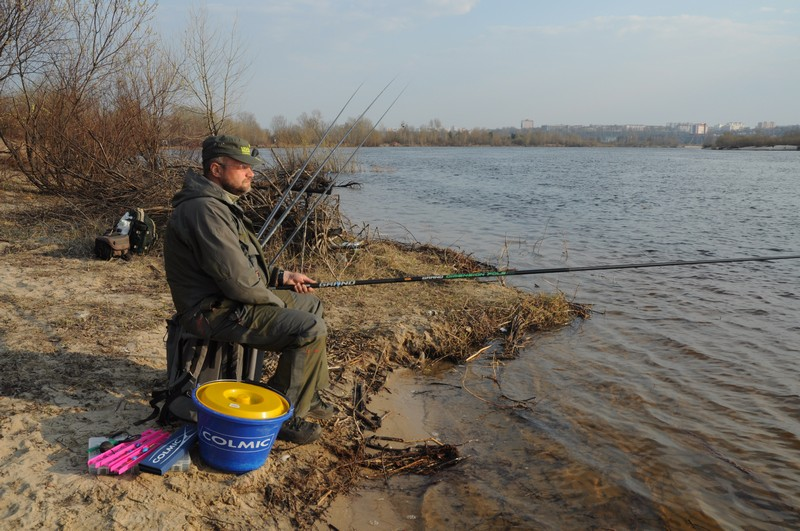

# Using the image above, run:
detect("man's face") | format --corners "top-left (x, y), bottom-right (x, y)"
top-left (209, 157), bottom-right (254, 195)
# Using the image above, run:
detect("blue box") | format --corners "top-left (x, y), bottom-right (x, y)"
top-left (138, 425), bottom-right (197, 475)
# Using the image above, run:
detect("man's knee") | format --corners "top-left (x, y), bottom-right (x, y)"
top-left (296, 314), bottom-right (327, 345)
top-left (299, 294), bottom-right (324, 319)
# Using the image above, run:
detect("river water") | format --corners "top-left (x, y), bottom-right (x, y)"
top-left (327, 147), bottom-right (800, 530)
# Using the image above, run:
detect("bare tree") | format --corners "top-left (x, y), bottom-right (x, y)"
top-left (0, 0), bottom-right (63, 91)
top-left (231, 111), bottom-right (269, 146)
top-left (296, 110), bottom-right (326, 145)
top-left (180, 4), bottom-right (248, 136)
top-left (0, 0), bottom-right (185, 214)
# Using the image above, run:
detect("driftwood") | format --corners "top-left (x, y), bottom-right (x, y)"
top-left (361, 435), bottom-right (465, 478)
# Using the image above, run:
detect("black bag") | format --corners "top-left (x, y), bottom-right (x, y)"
top-left (129, 208), bottom-right (157, 255)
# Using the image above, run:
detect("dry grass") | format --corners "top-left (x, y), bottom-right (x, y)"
top-left (309, 239), bottom-right (589, 366)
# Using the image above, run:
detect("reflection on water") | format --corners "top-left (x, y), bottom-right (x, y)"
top-left (327, 147), bottom-right (800, 529)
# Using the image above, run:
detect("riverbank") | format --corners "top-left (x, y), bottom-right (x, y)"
top-left (0, 175), bottom-right (586, 528)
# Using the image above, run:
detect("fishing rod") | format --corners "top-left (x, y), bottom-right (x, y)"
top-left (268, 86), bottom-right (408, 269)
top-left (279, 254), bottom-right (800, 289)
top-left (259, 79), bottom-right (396, 248)
top-left (256, 83), bottom-right (363, 242)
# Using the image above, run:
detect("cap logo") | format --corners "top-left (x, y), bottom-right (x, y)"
top-left (240, 145), bottom-right (251, 156)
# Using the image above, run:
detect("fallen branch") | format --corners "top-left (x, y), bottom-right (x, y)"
top-left (360, 436), bottom-right (465, 478)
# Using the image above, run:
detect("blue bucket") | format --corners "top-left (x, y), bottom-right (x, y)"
top-left (193, 380), bottom-right (293, 473)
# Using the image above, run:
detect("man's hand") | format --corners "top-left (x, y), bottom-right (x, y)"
top-left (282, 271), bottom-right (316, 293)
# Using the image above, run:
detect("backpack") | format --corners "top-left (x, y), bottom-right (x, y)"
top-left (129, 208), bottom-right (157, 255)
top-left (137, 317), bottom-right (266, 426)
top-left (94, 208), bottom-right (157, 260)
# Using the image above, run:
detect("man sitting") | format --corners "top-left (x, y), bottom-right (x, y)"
top-left (163, 135), bottom-right (333, 444)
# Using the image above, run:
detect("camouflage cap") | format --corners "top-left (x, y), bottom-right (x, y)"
top-left (202, 135), bottom-right (262, 165)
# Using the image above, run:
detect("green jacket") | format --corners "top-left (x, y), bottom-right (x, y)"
top-left (164, 170), bottom-right (284, 318)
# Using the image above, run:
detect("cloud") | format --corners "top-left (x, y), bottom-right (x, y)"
top-left (490, 13), bottom-right (797, 51)
top-left (425, 0), bottom-right (479, 16)
top-left (230, 0), bottom-right (478, 19)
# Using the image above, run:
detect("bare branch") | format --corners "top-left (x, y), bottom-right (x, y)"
top-left (180, 4), bottom-right (248, 136)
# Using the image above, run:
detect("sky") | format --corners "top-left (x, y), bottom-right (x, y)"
top-left (155, 0), bottom-right (800, 131)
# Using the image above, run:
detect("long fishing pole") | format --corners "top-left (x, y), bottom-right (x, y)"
top-left (279, 254), bottom-right (800, 289)
top-left (260, 79), bottom-right (396, 248)
top-left (256, 83), bottom-right (363, 242)
top-left (268, 86), bottom-right (408, 269)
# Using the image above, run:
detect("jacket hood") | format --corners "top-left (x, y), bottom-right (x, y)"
top-left (172, 169), bottom-right (234, 208)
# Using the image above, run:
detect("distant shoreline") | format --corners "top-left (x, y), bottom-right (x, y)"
top-left (724, 144), bottom-right (799, 151)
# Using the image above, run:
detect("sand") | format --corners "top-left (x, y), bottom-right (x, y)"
top-left (0, 246), bottom-right (383, 528)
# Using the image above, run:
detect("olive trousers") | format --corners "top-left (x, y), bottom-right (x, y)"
top-left (197, 290), bottom-right (329, 418)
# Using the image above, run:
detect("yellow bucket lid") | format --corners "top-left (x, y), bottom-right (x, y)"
top-left (196, 381), bottom-right (290, 420)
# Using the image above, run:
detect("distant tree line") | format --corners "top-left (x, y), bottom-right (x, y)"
top-left (266, 121), bottom-right (692, 149)
top-left (267, 120), bottom-right (797, 149)
top-left (706, 130), bottom-right (800, 150)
